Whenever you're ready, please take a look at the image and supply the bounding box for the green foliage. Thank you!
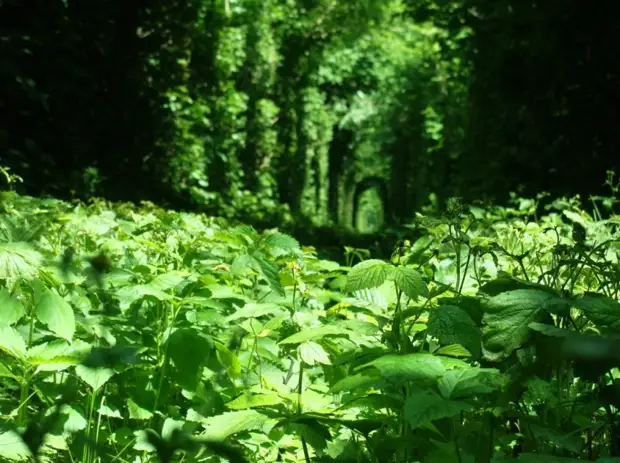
[3,135,620,463]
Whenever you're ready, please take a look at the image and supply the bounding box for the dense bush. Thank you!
[1,184,620,461]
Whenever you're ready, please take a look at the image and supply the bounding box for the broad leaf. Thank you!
[438,368,505,400]
[227,303,285,321]
[226,391,283,410]
[199,410,270,440]
[0,241,42,286]
[263,233,300,256]
[299,341,331,365]
[279,325,349,345]
[389,266,428,300]
[483,289,558,359]
[0,326,26,360]
[75,365,116,392]
[345,259,391,293]
[166,328,213,390]
[428,305,481,358]
[361,353,466,385]
[576,294,620,330]
[0,430,31,460]
[115,284,173,312]
[404,392,472,429]
[0,288,24,326]
[33,281,75,341]
[251,254,285,296]
[26,339,90,371]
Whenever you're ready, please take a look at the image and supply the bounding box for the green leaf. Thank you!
[362,353,466,385]
[148,271,188,292]
[404,392,472,429]
[576,294,620,329]
[438,368,505,400]
[75,365,116,392]
[227,303,285,321]
[0,242,42,285]
[55,404,88,434]
[251,254,285,296]
[434,344,473,358]
[263,232,300,256]
[115,284,173,312]
[26,339,90,371]
[299,341,331,365]
[529,322,571,337]
[0,362,16,378]
[345,259,391,293]
[226,391,283,410]
[479,275,556,297]
[214,340,241,378]
[0,430,32,460]
[33,281,75,341]
[199,410,270,440]
[167,328,213,390]
[428,305,481,358]
[128,398,153,420]
[0,288,24,326]
[279,325,348,345]
[389,266,428,300]
[483,289,557,359]
[0,326,27,360]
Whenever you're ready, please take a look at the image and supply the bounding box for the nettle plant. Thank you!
[0,190,620,463]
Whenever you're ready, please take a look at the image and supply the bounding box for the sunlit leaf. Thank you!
[33,280,75,341]
[405,392,472,429]
[345,259,391,293]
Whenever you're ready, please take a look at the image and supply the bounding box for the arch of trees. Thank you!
[1,0,618,230]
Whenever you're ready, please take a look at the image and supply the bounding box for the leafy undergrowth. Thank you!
[1,191,620,462]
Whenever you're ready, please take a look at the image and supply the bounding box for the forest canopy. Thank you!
[1,0,619,229]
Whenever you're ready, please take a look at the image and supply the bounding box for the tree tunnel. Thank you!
[352,176,388,233]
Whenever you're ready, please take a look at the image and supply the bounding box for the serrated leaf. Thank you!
[483,289,558,359]
[75,365,116,392]
[576,294,620,329]
[529,322,571,337]
[479,276,556,297]
[115,284,173,312]
[0,326,27,359]
[227,303,285,321]
[251,254,285,296]
[404,392,472,429]
[0,242,42,285]
[362,353,466,385]
[128,398,153,420]
[214,340,241,378]
[0,430,32,460]
[33,281,75,341]
[226,391,283,410]
[263,233,300,256]
[434,344,473,358]
[389,266,428,300]
[199,410,270,440]
[148,271,188,292]
[299,341,331,365]
[279,325,348,345]
[428,305,481,358]
[26,339,90,370]
[0,288,24,326]
[345,259,391,293]
[438,368,505,400]
[55,404,88,434]
[167,328,213,390]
